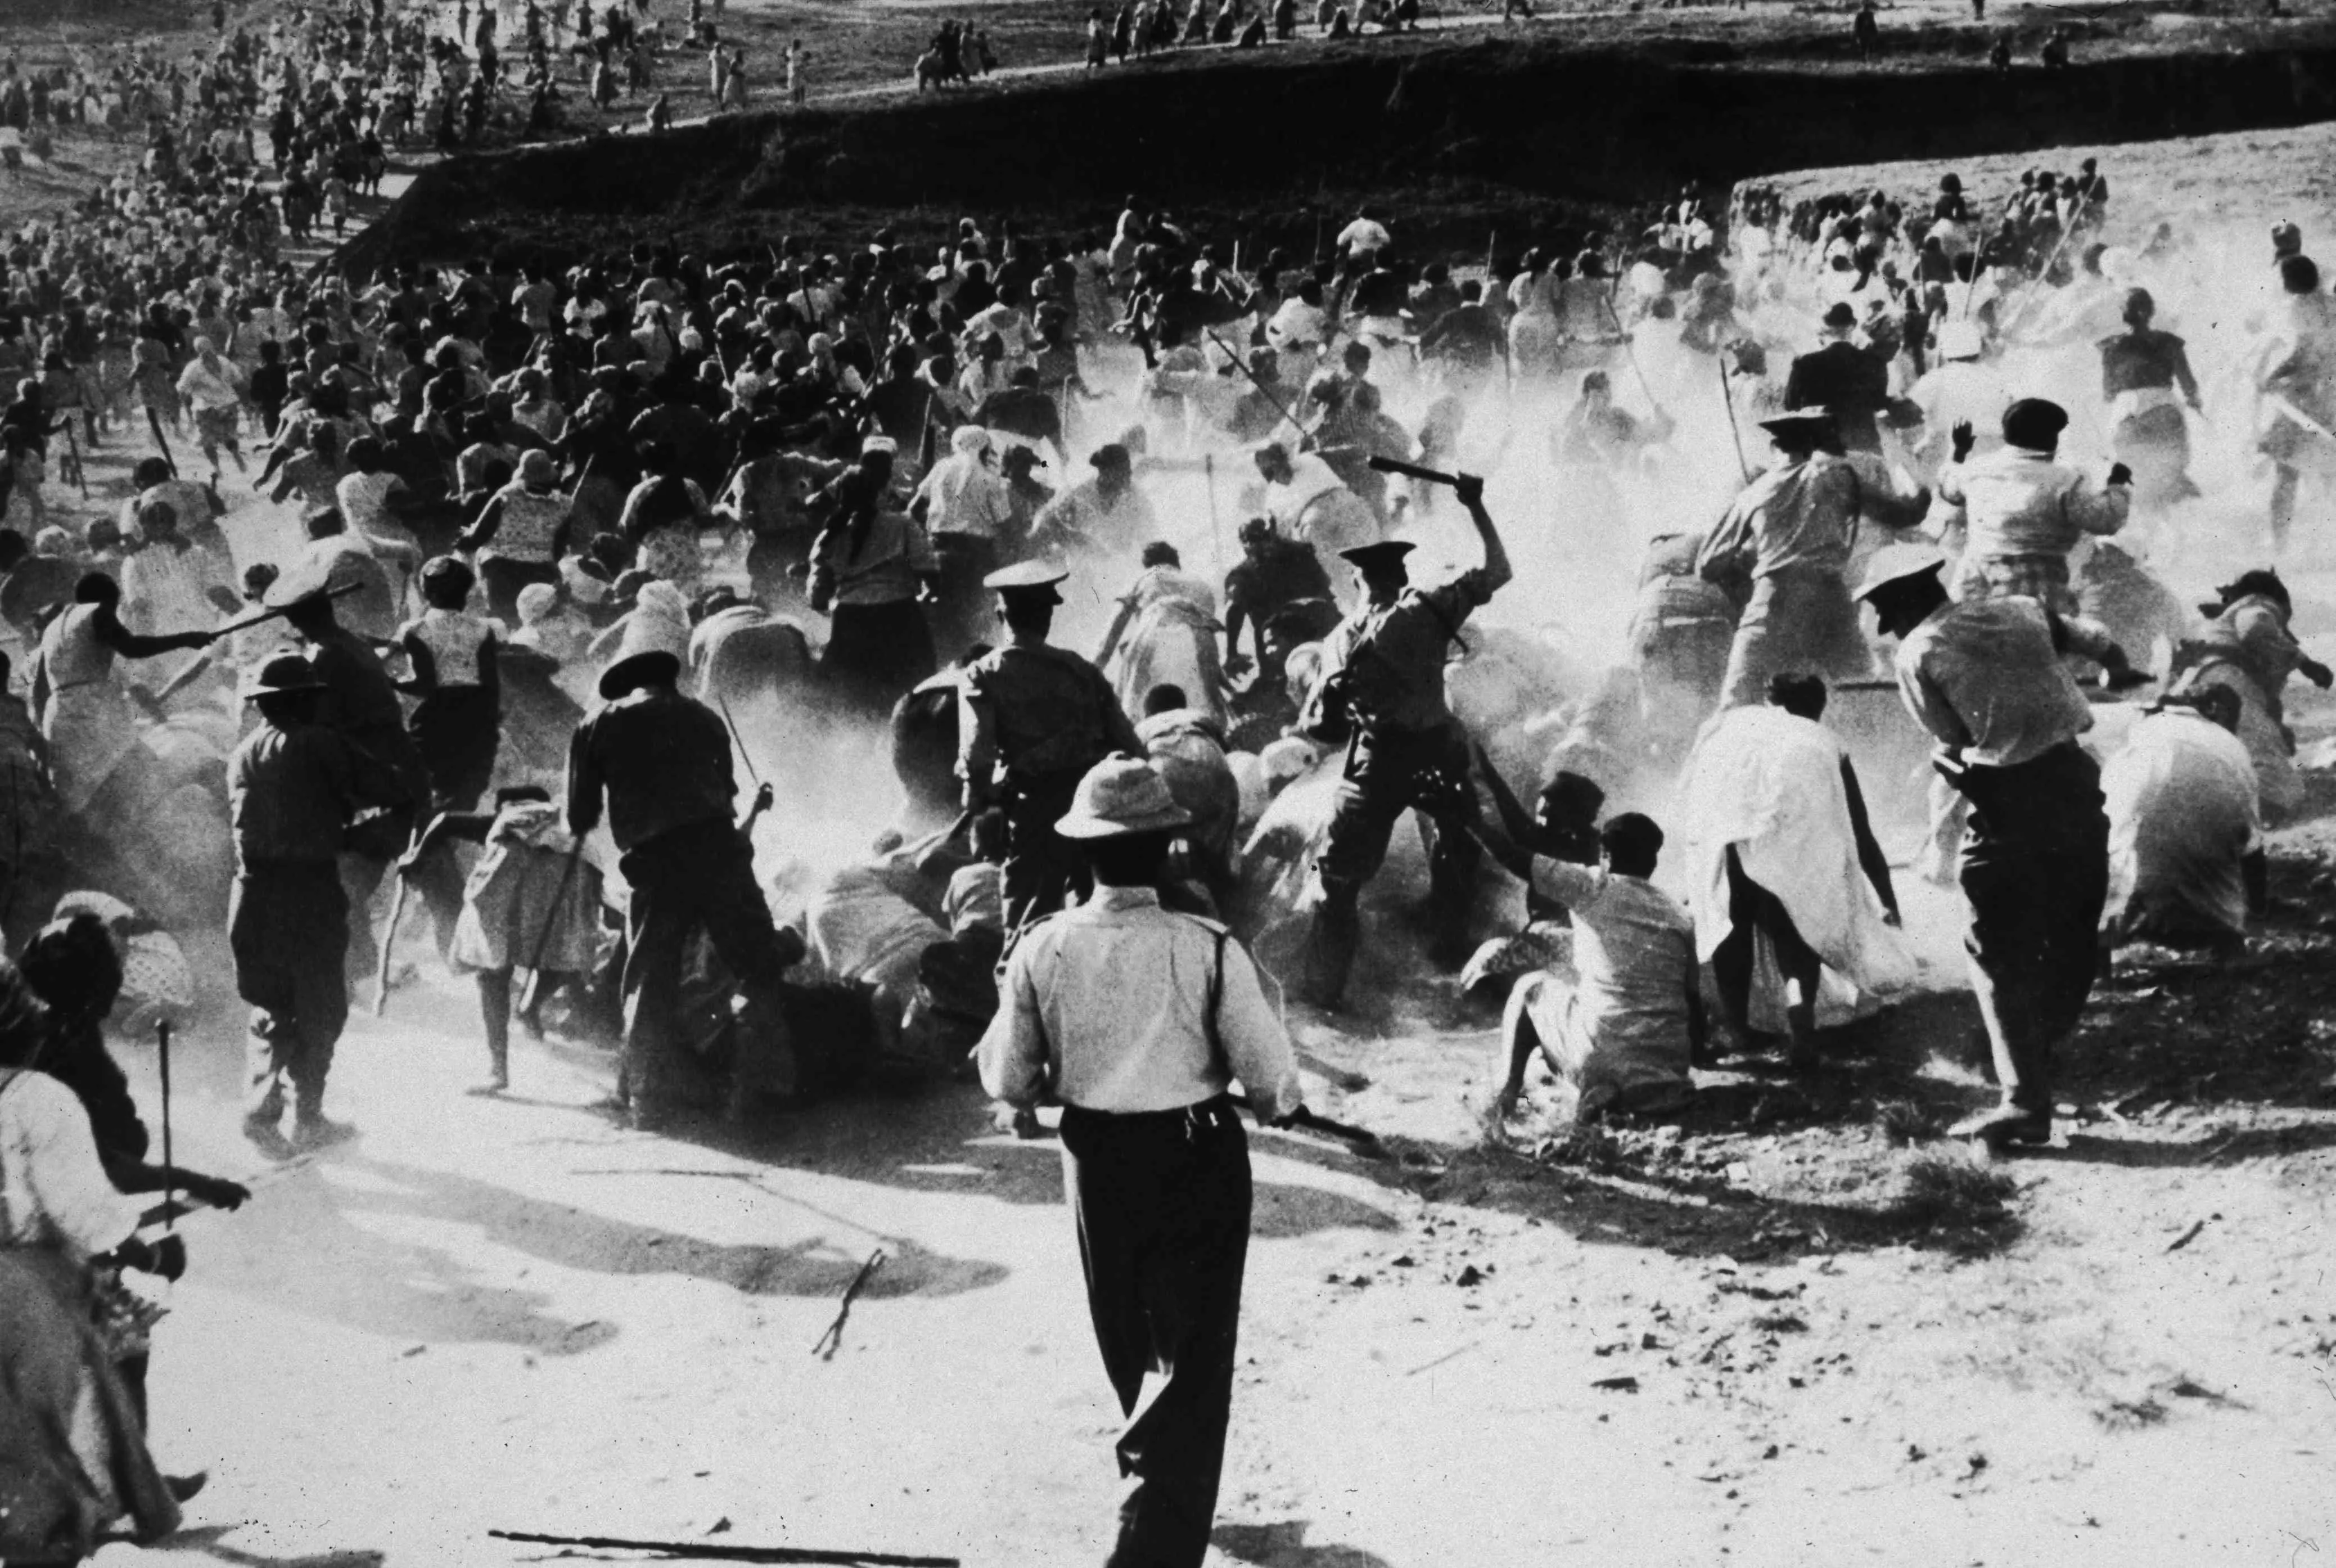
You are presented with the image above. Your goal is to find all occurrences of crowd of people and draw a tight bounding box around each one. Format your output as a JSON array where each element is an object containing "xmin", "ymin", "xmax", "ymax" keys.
[{"xmin": 3, "ymin": 0, "xmax": 2335, "ymax": 1558}]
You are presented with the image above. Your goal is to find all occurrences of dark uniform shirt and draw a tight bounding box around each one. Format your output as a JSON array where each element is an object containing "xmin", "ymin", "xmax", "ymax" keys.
[
  {"xmin": 1322, "ymin": 568, "xmax": 1498, "ymax": 733},
  {"xmin": 1225, "ymin": 541, "xmax": 1332, "ymax": 630},
  {"xmin": 957, "ymin": 640, "xmax": 1140, "ymax": 798},
  {"xmin": 229, "ymin": 719, "xmax": 404, "ymax": 866},
  {"xmin": 565, "ymin": 685, "xmax": 737, "ymax": 851}
]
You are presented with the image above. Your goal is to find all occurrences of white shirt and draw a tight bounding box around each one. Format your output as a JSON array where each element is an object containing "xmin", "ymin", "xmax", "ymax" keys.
[
  {"xmin": 914, "ymin": 450, "xmax": 1012, "ymax": 539},
  {"xmin": 1936, "ymin": 445, "xmax": 2128, "ymax": 562},
  {"xmin": 979, "ymin": 884, "xmax": 1301, "ymax": 1117},
  {"xmin": 0, "ymin": 1069, "xmax": 144, "ymax": 1261},
  {"xmin": 1337, "ymin": 218, "xmax": 1391, "ymax": 255},
  {"xmin": 2104, "ymin": 709, "xmax": 2260, "ymax": 938},
  {"xmin": 177, "ymin": 354, "xmax": 243, "ymax": 412}
]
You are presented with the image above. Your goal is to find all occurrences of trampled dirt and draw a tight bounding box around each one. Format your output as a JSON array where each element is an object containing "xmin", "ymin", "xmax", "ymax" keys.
[{"xmin": 21, "ymin": 2, "xmax": 2336, "ymax": 1565}]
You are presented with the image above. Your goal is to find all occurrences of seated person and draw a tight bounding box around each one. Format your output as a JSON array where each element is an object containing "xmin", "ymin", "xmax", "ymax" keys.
[{"xmin": 1475, "ymin": 810, "xmax": 1701, "ymax": 1124}]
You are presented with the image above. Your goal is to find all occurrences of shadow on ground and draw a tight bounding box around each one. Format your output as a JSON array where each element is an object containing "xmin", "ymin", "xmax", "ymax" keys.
[{"xmin": 1215, "ymin": 1520, "xmax": 1396, "ymax": 1568}]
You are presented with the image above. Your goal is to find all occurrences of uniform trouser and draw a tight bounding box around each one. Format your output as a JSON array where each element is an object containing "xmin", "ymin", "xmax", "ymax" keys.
[
  {"xmin": 619, "ymin": 818, "xmax": 803, "ymax": 1111},
  {"xmin": 230, "ymin": 862, "xmax": 351, "ymax": 1119},
  {"xmin": 1954, "ymin": 744, "xmax": 2110, "ymax": 1111},
  {"xmin": 1059, "ymin": 1098, "xmax": 1252, "ymax": 1568},
  {"xmin": 1304, "ymin": 723, "xmax": 1481, "ymax": 1007},
  {"xmin": 1001, "ymin": 773, "xmax": 1088, "ymax": 935}
]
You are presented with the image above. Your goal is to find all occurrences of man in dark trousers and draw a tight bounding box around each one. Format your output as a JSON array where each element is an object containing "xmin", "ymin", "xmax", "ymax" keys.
[
  {"xmin": 1859, "ymin": 543, "xmax": 2143, "ymax": 1149},
  {"xmin": 230, "ymin": 654, "xmax": 411, "ymax": 1153},
  {"xmin": 1299, "ymin": 471, "xmax": 1512, "ymax": 1008},
  {"xmin": 566, "ymin": 618, "xmax": 803, "ymax": 1128},
  {"xmin": 1784, "ymin": 301, "xmax": 1891, "ymax": 453},
  {"xmin": 268, "ymin": 560, "xmax": 432, "ymax": 986},
  {"xmin": 977, "ymin": 754, "xmax": 1304, "ymax": 1568},
  {"xmin": 957, "ymin": 560, "xmax": 1140, "ymax": 932}
]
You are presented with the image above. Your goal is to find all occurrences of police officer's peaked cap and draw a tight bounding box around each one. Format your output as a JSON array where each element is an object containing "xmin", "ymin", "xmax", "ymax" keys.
[
  {"xmin": 984, "ymin": 560, "xmax": 1070, "ymax": 600},
  {"xmin": 1337, "ymin": 539, "xmax": 1415, "ymax": 569},
  {"xmin": 1756, "ymin": 411, "xmax": 1838, "ymax": 443}
]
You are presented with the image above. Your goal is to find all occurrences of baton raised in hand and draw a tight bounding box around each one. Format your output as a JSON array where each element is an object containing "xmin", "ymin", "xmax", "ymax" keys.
[{"xmin": 1366, "ymin": 454, "xmax": 1462, "ymax": 488}]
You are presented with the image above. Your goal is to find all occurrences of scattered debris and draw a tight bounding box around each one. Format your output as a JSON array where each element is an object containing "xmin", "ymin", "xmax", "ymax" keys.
[
  {"xmin": 1591, "ymin": 1375, "xmax": 1640, "ymax": 1393},
  {"xmin": 811, "ymin": 1249, "xmax": 886, "ymax": 1360},
  {"xmin": 1896, "ymin": 1152, "xmax": 2018, "ymax": 1228},
  {"xmin": 2099, "ymin": 1397, "xmax": 2168, "ymax": 1430}
]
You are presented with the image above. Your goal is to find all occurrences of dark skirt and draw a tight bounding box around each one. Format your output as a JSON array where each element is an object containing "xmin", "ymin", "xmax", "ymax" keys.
[
  {"xmin": 820, "ymin": 599, "xmax": 937, "ymax": 718},
  {"xmin": 410, "ymin": 684, "xmax": 501, "ymax": 811}
]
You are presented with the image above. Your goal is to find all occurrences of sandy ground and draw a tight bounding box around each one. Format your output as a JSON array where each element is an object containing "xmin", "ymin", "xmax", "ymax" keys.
[{"xmin": 11, "ymin": 6, "xmax": 2336, "ymax": 1567}]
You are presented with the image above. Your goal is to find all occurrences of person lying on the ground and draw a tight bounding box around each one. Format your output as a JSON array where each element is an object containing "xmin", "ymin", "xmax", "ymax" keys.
[
  {"xmin": 2102, "ymin": 685, "xmax": 2262, "ymax": 952},
  {"xmin": 1470, "ymin": 809, "xmax": 1702, "ymax": 1126}
]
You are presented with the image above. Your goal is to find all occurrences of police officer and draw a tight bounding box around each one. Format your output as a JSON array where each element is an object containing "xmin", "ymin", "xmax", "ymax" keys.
[
  {"xmin": 957, "ymin": 560, "xmax": 1141, "ymax": 932},
  {"xmin": 1300, "ymin": 472, "xmax": 1512, "ymax": 1008},
  {"xmin": 977, "ymin": 754, "xmax": 1304, "ymax": 1568},
  {"xmin": 231, "ymin": 653, "xmax": 411, "ymax": 1152},
  {"xmin": 565, "ymin": 617, "xmax": 803, "ymax": 1128}
]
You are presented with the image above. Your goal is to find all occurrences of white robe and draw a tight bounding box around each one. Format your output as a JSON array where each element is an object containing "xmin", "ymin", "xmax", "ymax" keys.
[{"xmin": 1682, "ymin": 704, "xmax": 1915, "ymax": 1023}]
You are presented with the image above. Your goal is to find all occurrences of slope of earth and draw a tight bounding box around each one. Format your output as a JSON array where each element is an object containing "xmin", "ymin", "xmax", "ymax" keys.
[{"xmin": 342, "ymin": 0, "xmax": 2336, "ymax": 271}]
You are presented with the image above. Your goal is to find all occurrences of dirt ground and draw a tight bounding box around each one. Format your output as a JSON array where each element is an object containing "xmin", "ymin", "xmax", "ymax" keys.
[{"xmin": 12, "ymin": 4, "xmax": 2336, "ymax": 1567}]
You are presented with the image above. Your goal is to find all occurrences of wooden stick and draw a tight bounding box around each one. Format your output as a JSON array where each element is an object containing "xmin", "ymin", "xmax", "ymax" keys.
[
  {"xmin": 810, "ymin": 1247, "xmax": 885, "ymax": 1358},
  {"xmin": 147, "ymin": 405, "xmax": 178, "ymax": 477},
  {"xmin": 488, "ymin": 1529, "xmax": 957, "ymax": 1568},
  {"xmin": 714, "ymin": 687, "xmax": 763, "ymax": 786},
  {"xmin": 1366, "ymin": 453, "xmax": 1459, "ymax": 487},
  {"xmin": 212, "ymin": 578, "xmax": 367, "ymax": 640},
  {"xmin": 1717, "ymin": 358, "xmax": 1750, "ymax": 481},
  {"xmin": 156, "ymin": 1020, "xmax": 175, "ymax": 1232},
  {"xmin": 1226, "ymin": 1093, "xmax": 1387, "ymax": 1156},
  {"xmin": 1203, "ymin": 330, "xmax": 1308, "ymax": 444},
  {"xmin": 374, "ymin": 871, "xmax": 410, "ymax": 1018}
]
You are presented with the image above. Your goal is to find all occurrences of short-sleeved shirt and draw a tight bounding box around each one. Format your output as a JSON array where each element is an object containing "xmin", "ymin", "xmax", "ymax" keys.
[
  {"xmin": 1894, "ymin": 597, "xmax": 2105, "ymax": 768},
  {"xmin": 958, "ymin": 640, "xmax": 1140, "ymax": 788},
  {"xmin": 977, "ymin": 884, "xmax": 1301, "ymax": 1118},
  {"xmin": 1325, "ymin": 569, "xmax": 1496, "ymax": 733},
  {"xmin": 1526, "ymin": 858, "xmax": 1696, "ymax": 1087}
]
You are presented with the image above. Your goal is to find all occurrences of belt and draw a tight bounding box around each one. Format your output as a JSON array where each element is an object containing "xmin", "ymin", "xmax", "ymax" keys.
[{"xmin": 1060, "ymin": 1093, "xmax": 1239, "ymax": 1143}]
